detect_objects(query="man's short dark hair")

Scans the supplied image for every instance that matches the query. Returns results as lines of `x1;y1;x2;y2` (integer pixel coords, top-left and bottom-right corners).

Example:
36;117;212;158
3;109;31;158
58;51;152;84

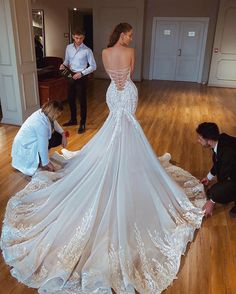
72;28;85;36
196;122;220;141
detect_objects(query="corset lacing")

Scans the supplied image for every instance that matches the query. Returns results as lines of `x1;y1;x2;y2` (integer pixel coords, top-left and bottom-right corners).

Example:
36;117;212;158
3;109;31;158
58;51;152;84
106;67;130;91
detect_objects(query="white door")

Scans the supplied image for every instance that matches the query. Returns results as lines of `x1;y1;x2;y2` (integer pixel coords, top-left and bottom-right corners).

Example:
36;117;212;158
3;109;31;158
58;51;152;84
175;22;204;81
208;0;236;88
150;18;208;82
152;21;179;80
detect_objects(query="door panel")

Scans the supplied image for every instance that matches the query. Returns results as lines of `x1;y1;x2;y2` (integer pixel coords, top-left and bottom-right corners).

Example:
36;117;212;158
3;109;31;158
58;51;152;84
153;22;179;80
217;60;236;80
0;0;40;125
175;22;204;81
209;1;236;87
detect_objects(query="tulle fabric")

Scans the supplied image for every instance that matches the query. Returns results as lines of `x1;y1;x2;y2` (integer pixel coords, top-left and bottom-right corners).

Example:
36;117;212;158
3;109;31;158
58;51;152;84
1;70;205;294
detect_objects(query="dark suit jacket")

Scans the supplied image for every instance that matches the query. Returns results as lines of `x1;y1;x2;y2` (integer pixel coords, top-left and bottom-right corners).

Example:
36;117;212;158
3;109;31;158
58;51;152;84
211;133;236;182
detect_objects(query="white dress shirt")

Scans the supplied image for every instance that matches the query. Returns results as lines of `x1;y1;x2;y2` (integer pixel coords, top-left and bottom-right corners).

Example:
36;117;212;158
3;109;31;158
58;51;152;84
11;110;64;176
64;43;96;75
207;143;218;180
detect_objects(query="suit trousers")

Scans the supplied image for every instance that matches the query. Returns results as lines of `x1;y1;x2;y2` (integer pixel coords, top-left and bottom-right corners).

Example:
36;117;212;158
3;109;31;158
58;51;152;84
67;76;87;125
208;180;236;205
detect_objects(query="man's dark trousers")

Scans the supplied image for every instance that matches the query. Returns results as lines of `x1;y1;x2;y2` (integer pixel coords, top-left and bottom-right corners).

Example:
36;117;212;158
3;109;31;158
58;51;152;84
67;76;87;125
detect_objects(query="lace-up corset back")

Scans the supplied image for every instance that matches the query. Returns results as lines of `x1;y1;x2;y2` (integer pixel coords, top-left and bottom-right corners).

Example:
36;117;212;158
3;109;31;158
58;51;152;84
106;67;130;91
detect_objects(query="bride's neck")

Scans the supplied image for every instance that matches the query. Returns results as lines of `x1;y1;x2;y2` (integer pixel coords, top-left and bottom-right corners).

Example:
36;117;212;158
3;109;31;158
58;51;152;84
114;42;128;48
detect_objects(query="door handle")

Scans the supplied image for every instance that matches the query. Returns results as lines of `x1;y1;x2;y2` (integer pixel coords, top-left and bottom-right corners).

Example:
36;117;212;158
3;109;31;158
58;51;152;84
177;49;181;56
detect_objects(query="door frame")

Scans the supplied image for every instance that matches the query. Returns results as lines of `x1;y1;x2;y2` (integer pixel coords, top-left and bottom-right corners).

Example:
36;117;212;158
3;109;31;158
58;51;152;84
149;17;209;82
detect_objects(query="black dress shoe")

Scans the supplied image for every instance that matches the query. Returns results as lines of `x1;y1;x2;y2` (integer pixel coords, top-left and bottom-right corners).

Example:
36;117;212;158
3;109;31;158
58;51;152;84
229;205;236;218
78;124;85;134
63;120;77;127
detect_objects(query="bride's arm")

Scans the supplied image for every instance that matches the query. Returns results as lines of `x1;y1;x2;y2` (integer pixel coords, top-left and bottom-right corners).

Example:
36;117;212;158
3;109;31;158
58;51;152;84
102;49;110;76
130;48;135;76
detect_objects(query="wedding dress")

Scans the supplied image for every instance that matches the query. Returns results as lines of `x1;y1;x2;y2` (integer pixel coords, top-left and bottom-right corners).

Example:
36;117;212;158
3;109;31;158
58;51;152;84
1;67;205;294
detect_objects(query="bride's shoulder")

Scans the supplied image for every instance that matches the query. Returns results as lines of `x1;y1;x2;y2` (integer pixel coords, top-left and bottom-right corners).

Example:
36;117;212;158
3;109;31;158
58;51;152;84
102;47;111;53
102;48;112;58
128;47;134;53
126;48;134;59
124;47;134;56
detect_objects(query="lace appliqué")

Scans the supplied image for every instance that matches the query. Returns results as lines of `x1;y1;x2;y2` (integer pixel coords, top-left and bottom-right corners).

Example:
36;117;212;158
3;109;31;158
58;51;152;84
57;207;94;272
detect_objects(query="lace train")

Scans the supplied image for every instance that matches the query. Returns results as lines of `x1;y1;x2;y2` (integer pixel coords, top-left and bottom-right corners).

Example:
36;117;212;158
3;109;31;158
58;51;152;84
1;75;205;294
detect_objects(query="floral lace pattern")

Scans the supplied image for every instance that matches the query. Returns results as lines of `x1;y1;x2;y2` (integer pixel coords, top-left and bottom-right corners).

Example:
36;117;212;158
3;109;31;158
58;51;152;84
57;208;94;272
1;70;205;294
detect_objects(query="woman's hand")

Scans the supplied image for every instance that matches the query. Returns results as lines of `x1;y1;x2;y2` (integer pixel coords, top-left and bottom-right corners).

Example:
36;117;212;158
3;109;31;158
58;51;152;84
61;132;68;148
43;161;55;172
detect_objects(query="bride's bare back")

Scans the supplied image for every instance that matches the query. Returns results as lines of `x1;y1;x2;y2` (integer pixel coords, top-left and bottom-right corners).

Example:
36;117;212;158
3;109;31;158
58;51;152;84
102;47;134;90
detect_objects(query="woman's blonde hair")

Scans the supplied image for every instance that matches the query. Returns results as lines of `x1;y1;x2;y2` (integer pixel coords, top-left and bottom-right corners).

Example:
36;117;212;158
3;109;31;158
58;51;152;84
41;100;63;121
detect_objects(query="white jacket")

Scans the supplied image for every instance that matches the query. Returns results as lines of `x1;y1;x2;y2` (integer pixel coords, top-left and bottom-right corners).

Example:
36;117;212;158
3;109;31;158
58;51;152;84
11;109;63;176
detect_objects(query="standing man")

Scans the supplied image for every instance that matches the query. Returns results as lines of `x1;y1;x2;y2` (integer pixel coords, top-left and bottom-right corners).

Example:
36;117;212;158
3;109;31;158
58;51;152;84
196;122;236;218
60;28;96;133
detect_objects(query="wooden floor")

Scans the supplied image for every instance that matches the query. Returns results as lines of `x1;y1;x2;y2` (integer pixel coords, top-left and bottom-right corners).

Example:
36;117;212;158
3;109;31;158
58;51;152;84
0;79;236;294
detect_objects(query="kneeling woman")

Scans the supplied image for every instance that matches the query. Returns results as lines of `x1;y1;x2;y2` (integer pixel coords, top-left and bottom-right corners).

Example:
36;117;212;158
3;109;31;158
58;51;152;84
11;100;67;175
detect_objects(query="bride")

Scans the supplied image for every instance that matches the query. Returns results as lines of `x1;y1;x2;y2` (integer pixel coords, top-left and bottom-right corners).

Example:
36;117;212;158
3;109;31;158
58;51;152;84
1;23;205;294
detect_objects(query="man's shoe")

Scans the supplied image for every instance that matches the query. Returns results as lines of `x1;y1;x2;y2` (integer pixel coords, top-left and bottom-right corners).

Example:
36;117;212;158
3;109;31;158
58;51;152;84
78;124;85;134
229;205;236;218
63;120;77;127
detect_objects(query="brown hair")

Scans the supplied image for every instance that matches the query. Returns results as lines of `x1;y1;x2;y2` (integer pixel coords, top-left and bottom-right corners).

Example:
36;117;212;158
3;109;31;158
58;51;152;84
72;28;85;36
196;122;220;141
107;23;133;48
42;100;63;121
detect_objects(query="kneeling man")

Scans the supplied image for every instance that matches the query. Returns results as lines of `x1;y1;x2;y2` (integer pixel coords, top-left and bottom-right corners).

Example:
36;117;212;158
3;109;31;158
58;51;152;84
196;122;236;218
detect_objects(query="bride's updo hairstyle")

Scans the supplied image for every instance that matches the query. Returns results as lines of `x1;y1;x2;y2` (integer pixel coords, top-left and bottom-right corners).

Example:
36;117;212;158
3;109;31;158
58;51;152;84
107;23;133;47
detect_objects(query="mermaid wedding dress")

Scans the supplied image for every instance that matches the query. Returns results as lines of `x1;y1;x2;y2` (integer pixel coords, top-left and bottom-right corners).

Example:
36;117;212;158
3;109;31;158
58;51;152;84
1;67;205;294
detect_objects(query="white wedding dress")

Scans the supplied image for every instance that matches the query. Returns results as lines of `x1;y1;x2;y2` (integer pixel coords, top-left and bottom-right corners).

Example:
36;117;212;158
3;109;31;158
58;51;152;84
1;67;205;294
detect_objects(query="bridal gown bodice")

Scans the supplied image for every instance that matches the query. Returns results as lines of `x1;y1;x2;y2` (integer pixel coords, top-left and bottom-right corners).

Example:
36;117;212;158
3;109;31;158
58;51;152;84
1;67;205;294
